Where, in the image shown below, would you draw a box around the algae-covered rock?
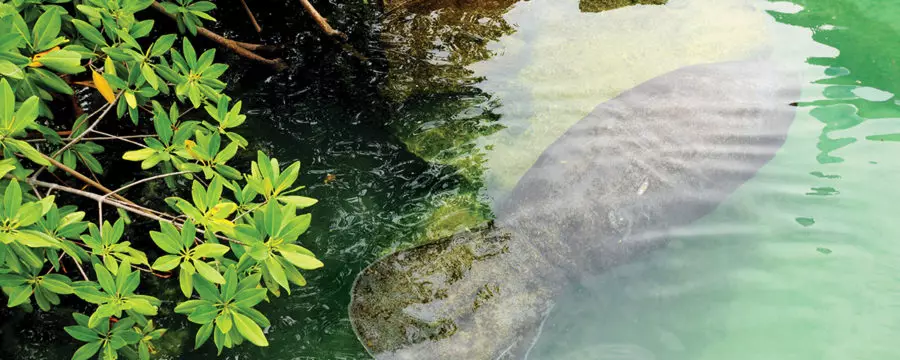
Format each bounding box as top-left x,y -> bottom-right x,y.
579,0 -> 667,13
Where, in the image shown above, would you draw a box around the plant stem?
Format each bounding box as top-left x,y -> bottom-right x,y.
239,0 -> 263,33
297,0 -> 347,40
150,1 -> 287,71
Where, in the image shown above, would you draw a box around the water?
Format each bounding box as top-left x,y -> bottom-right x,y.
4,0 -> 900,359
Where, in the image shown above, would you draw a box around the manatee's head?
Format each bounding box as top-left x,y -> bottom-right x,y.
349,225 -> 562,359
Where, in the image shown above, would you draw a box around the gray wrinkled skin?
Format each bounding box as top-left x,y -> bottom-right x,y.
350,60 -> 801,359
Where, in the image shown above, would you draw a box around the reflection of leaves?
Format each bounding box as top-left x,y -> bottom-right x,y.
381,0 -> 520,101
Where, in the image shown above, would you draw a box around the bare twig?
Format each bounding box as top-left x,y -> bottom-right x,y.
239,0 -> 263,33
150,1 -> 287,70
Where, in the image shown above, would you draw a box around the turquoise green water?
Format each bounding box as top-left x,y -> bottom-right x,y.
527,1 -> 900,359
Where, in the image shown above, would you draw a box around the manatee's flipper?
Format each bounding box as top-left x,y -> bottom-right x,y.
350,225 -> 565,359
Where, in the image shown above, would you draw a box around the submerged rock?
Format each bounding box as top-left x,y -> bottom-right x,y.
350,59 -> 801,359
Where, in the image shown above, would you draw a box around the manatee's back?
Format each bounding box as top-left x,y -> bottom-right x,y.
496,60 -> 800,272
350,60 -> 801,360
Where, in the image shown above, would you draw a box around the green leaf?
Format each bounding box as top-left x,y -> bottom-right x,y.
149,230 -> 180,254
93,262 -> 116,294
232,288 -> 266,309
150,34 -> 176,57
30,67 -> 74,95
264,257 -> 289,291
193,259 -> 225,284
73,284 -> 111,304
6,139 -> 50,165
35,50 -> 84,74
126,297 -> 158,315
277,196 -> 318,209
0,274 -> 26,287
141,63 -> 159,90
40,275 -> 74,294
279,251 -> 324,270
232,311 -> 268,346
179,261 -> 194,297
12,95 -> 40,133
187,303 -> 218,324
194,322 -> 213,349
88,303 -> 116,328
174,299 -> 210,314
3,178 -> 21,218
32,9 -> 62,52
122,148 -> 156,161
0,78 -> 13,122
6,285 -> 32,307
71,19 -> 106,47
182,39 -> 197,69
215,311 -> 233,333
151,254 -> 182,271
192,243 -> 229,258
181,220 -> 197,248
65,325 -> 100,342
71,341 -> 102,360
0,60 -> 23,80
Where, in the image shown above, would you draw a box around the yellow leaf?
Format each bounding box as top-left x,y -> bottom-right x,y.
92,70 -> 116,104
122,148 -> 156,161
29,46 -> 60,67
124,91 -> 137,109
208,203 -> 237,219
184,140 -> 202,160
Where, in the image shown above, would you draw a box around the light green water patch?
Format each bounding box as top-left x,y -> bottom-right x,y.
528,0 -> 900,358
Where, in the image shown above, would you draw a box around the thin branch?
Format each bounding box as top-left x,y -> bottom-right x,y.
25,134 -> 155,145
86,131 -> 152,148
40,153 -> 134,205
71,256 -> 90,281
22,177 -> 242,245
239,0 -> 263,33
31,96 -> 119,180
104,171 -> 191,198
150,1 -> 287,71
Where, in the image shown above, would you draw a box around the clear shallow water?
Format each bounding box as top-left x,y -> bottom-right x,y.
4,0 -> 899,359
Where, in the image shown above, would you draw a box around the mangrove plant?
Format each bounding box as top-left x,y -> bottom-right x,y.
0,0 -> 325,358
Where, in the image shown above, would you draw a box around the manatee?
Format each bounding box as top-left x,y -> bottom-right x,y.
349,59 -> 801,359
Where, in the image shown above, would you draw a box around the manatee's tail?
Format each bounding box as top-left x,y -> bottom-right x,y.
349,225 -> 564,359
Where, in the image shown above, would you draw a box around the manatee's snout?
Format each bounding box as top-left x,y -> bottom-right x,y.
349,226 -> 562,359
